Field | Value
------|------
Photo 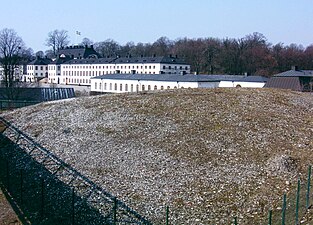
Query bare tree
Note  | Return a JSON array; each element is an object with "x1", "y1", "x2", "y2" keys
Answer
[
  {"x1": 35, "y1": 51, "x2": 44, "y2": 58},
  {"x1": 94, "y1": 39, "x2": 121, "y2": 57},
  {"x1": 45, "y1": 49, "x2": 55, "y2": 59},
  {"x1": 0, "y1": 28, "x2": 25, "y2": 87},
  {"x1": 81, "y1": 37, "x2": 93, "y2": 46},
  {"x1": 46, "y1": 29, "x2": 70, "y2": 56}
]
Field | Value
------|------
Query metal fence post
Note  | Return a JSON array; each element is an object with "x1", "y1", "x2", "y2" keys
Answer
[
  {"x1": 6, "y1": 160, "x2": 9, "y2": 191},
  {"x1": 306, "y1": 165, "x2": 311, "y2": 209},
  {"x1": 282, "y1": 193, "x2": 286, "y2": 225},
  {"x1": 40, "y1": 178, "x2": 45, "y2": 219},
  {"x1": 20, "y1": 169, "x2": 23, "y2": 205},
  {"x1": 113, "y1": 197, "x2": 117, "y2": 225},
  {"x1": 268, "y1": 209, "x2": 272, "y2": 225},
  {"x1": 72, "y1": 187, "x2": 75, "y2": 225},
  {"x1": 295, "y1": 177, "x2": 300, "y2": 225},
  {"x1": 166, "y1": 206, "x2": 169, "y2": 225},
  {"x1": 234, "y1": 216, "x2": 238, "y2": 225}
]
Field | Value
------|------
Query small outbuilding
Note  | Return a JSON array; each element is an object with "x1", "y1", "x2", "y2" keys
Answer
[
  {"x1": 265, "y1": 67, "x2": 313, "y2": 92},
  {"x1": 90, "y1": 73, "x2": 268, "y2": 94}
]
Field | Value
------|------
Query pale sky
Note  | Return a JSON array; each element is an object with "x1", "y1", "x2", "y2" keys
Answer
[{"x1": 2, "y1": 0, "x2": 313, "y2": 52}]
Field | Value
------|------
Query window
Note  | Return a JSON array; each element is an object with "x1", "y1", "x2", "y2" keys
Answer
[
  {"x1": 154, "y1": 85, "x2": 157, "y2": 90},
  {"x1": 125, "y1": 84, "x2": 128, "y2": 91},
  {"x1": 99, "y1": 83, "x2": 102, "y2": 90},
  {"x1": 131, "y1": 84, "x2": 134, "y2": 92},
  {"x1": 163, "y1": 66, "x2": 166, "y2": 69},
  {"x1": 161, "y1": 86, "x2": 164, "y2": 90},
  {"x1": 120, "y1": 84, "x2": 122, "y2": 91},
  {"x1": 95, "y1": 82, "x2": 97, "y2": 89},
  {"x1": 104, "y1": 83, "x2": 107, "y2": 90},
  {"x1": 136, "y1": 84, "x2": 139, "y2": 92},
  {"x1": 35, "y1": 66, "x2": 38, "y2": 70},
  {"x1": 148, "y1": 85, "x2": 151, "y2": 90},
  {"x1": 142, "y1": 85, "x2": 145, "y2": 91},
  {"x1": 167, "y1": 86, "x2": 170, "y2": 89},
  {"x1": 114, "y1": 83, "x2": 117, "y2": 90},
  {"x1": 110, "y1": 83, "x2": 112, "y2": 90}
]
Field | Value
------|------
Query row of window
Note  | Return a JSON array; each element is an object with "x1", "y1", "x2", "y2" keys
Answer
[
  {"x1": 94, "y1": 82, "x2": 183, "y2": 92},
  {"x1": 62, "y1": 64, "x2": 189, "y2": 70},
  {"x1": 63, "y1": 78, "x2": 92, "y2": 84},
  {"x1": 27, "y1": 66, "x2": 48, "y2": 71},
  {"x1": 48, "y1": 66, "x2": 61, "y2": 70},
  {"x1": 27, "y1": 72, "x2": 47, "y2": 76}
]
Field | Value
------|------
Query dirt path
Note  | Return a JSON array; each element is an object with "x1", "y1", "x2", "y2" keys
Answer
[{"x1": 0, "y1": 188, "x2": 21, "y2": 225}]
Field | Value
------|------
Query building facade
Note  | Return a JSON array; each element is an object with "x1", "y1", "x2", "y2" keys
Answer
[
  {"x1": 24, "y1": 57, "x2": 51, "y2": 82},
  {"x1": 90, "y1": 74, "x2": 268, "y2": 94},
  {"x1": 265, "y1": 67, "x2": 313, "y2": 92},
  {"x1": 54, "y1": 55, "x2": 190, "y2": 85}
]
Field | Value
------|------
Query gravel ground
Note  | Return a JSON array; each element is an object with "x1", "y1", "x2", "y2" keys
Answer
[
  {"x1": 1, "y1": 88, "x2": 313, "y2": 224},
  {"x1": 0, "y1": 188, "x2": 21, "y2": 225}
]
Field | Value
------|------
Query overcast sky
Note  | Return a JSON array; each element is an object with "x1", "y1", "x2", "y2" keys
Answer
[{"x1": 2, "y1": 0, "x2": 313, "y2": 52}]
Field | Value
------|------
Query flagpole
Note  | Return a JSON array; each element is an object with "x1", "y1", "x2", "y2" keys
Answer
[{"x1": 75, "y1": 31, "x2": 81, "y2": 46}]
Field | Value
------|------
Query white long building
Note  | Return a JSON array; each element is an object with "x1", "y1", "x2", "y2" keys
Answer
[
  {"x1": 24, "y1": 45, "x2": 191, "y2": 85},
  {"x1": 54, "y1": 55, "x2": 190, "y2": 85},
  {"x1": 90, "y1": 73, "x2": 268, "y2": 93}
]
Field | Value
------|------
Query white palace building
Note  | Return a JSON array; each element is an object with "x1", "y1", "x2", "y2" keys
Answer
[
  {"x1": 25, "y1": 45, "x2": 191, "y2": 85},
  {"x1": 56, "y1": 55, "x2": 190, "y2": 86},
  {"x1": 25, "y1": 45, "x2": 268, "y2": 92}
]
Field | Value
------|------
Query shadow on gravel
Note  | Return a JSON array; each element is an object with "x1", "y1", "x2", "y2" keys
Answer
[{"x1": 0, "y1": 135, "x2": 112, "y2": 225}]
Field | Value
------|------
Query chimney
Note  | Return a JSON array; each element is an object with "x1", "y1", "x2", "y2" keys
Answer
[{"x1": 291, "y1": 66, "x2": 299, "y2": 71}]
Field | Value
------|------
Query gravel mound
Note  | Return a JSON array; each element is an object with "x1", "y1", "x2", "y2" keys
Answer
[{"x1": 1, "y1": 88, "x2": 313, "y2": 224}]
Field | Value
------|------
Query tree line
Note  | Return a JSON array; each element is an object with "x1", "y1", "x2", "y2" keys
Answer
[
  {"x1": 1, "y1": 28, "x2": 313, "y2": 87},
  {"x1": 88, "y1": 33, "x2": 313, "y2": 77}
]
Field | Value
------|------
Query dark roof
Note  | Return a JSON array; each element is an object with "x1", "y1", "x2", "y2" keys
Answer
[
  {"x1": 274, "y1": 69, "x2": 313, "y2": 77},
  {"x1": 264, "y1": 77, "x2": 301, "y2": 91},
  {"x1": 64, "y1": 55, "x2": 189, "y2": 65},
  {"x1": 91, "y1": 74, "x2": 268, "y2": 83},
  {"x1": 28, "y1": 57, "x2": 51, "y2": 65},
  {"x1": 66, "y1": 57, "x2": 117, "y2": 65},
  {"x1": 49, "y1": 56, "x2": 72, "y2": 65},
  {"x1": 57, "y1": 45, "x2": 100, "y2": 59}
]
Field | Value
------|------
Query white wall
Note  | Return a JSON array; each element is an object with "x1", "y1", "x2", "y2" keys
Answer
[
  {"x1": 90, "y1": 79, "x2": 199, "y2": 93},
  {"x1": 55, "y1": 61, "x2": 191, "y2": 86},
  {"x1": 219, "y1": 81, "x2": 266, "y2": 88}
]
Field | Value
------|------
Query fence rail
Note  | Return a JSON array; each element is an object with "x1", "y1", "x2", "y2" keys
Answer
[{"x1": 0, "y1": 116, "x2": 152, "y2": 224}]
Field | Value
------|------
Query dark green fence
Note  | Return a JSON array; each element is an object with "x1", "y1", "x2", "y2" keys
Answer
[{"x1": 0, "y1": 100, "x2": 40, "y2": 110}]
